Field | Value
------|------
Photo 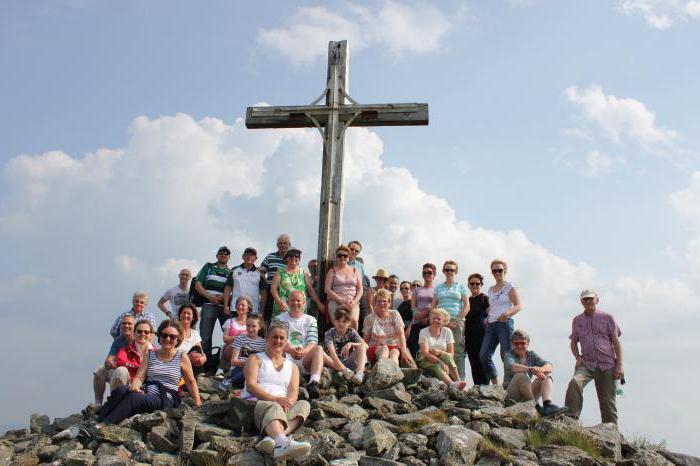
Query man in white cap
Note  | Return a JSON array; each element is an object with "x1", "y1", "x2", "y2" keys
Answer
[{"x1": 564, "y1": 289, "x2": 624, "y2": 424}]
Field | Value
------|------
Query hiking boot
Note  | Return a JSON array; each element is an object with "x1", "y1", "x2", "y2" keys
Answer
[
  {"x1": 273, "y1": 439, "x2": 312, "y2": 460},
  {"x1": 306, "y1": 381, "x2": 320, "y2": 400},
  {"x1": 256, "y1": 436, "x2": 275, "y2": 455},
  {"x1": 535, "y1": 403, "x2": 543, "y2": 415},
  {"x1": 542, "y1": 403, "x2": 567, "y2": 418}
]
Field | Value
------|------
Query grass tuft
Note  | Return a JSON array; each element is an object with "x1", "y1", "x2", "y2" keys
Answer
[
  {"x1": 525, "y1": 424, "x2": 603, "y2": 460},
  {"x1": 478, "y1": 437, "x2": 512, "y2": 462},
  {"x1": 630, "y1": 434, "x2": 667, "y2": 451}
]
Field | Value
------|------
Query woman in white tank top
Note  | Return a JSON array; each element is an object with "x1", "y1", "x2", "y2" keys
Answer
[
  {"x1": 242, "y1": 320, "x2": 312, "y2": 461},
  {"x1": 479, "y1": 259, "x2": 522, "y2": 385}
]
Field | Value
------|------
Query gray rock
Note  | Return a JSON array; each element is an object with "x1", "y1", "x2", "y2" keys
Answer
[
  {"x1": 149, "y1": 425, "x2": 177, "y2": 453},
  {"x1": 581, "y1": 423, "x2": 622, "y2": 460},
  {"x1": 472, "y1": 405, "x2": 506, "y2": 420},
  {"x1": 52, "y1": 440, "x2": 85, "y2": 462},
  {"x1": 178, "y1": 417, "x2": 197, "y2": 458},
  {"x1": 339, "y1": 394, "x2": 363, "y2": 405},
  {"x1": 54, "y1": 413, "x2": 83, "y2": 431},
  {"x1": 195, "y1": 423, "x2": 233, "y2": 443},
  {"x1": 190, "y1": 449, "x2": 223, "y2": 466},
  {"x1": 419, "y1": 377, "x2": 445, "y2": 392},
  {"x1": 208, "y1": 435, "x2": 254, "y2": 458},
  {"x1": 535, "y1": 445, "x2": 604, "y2": 466},
  {"x1": 419, "y1": 422, "x2": 448, "y2": 437},
  {"x1": 402, "y1": 457, "x2": 428, "y2": 466},
  {"x1": 401, "y1": 368, "x2": 423, "y2": 387},
  {"x1": 94, "y1": 444, "x2": 131, "y2": 462},
  {"x1": 365, "y1": 358, "x2": 404, "y2": 392},
  {"x1": 124, "y1": 439, "x2": 153, "y2": 463},
  {"x1": 95, "y1": 456, "x2": 129, "y2": 466},
  {"x1": 36, "y1": 444, "x2": 59, "y2": 462},
  {"x1": 196, "y1": 375, "x2": 223, "y2": 393},
  {"x1": 413, "y1": 390, "x2": 448, "y2": 409},
  {"x1": 503, "y1": 400, "x2": 539, "y2": 421},
  {"x1": 313, "y1": 418, "x2": 349, "y2": 430},
  {"x1": 398, "y1": 433, "x2": 428, "y2": 449},
  {"x1": 29, "y1": 414, "x2": 51, "y2": 435},
  {"x1": 490, "y1": 426, "x2": 526, "y2": 450},
  {"x1": 358, "y1": 457, "x2": 405, "y2": 466},
  {"x1": 368, "y1": 384, "x2": 412, "y2": 404},
  {"x1": 226, "y1": 450, "x2": 268, "y2": 465},
  {"x1": 330, "y1": 459, "x2": 359, "y2": 466},
  {"x1": 385, "y1": 406, "x2": 442, "y2": 427},
  {"x1": 435, "y1": 426, "x2": 481, "y2": 466},
  {"x1": 94, "y1": 425, "x2": 142, "y2": 444},
  {"x1": 52, "y1": 424, "x2": 81, "y2": 442},
  {"x1": 131, "y1": 411, "x2": 167, "y2": 432},
  {"x1": 151, "y1": 452, "x2": 180, "y2": 466},
  {"x1": 315, "y1": 400, "x2": 369, "y2": 421},
  {"x1": 478, "y1": 385, "x2": 506, "y2": 401},
  {"x1": 475, "y1": 458, "x2": 500, "y2": 466},
  {"x1": 65, "y1": 449, "x2": 96, "y2": 466},
  {"x1": 659, "y1": 450, "x2": 700, "y2": 466},
  {"x1": 448, "y1": 416, "x2": 465, "y2": 426},
  {"x1": 362, "y1": 421, "x2": 398, "y2": 456},
  {"x1": 466, "y1": 420, "x2": 490, "y2": 436},
  {"x1": 363, "y1": 397, "x2": 397, "y2": 412},
  {"x1": 619, "y1": 449, "x2": 674, "y2": 466}
]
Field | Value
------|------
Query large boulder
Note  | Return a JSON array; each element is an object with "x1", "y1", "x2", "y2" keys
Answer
[
  {"x1": 489, "y1": 427, "x2": 526, "y2": 450},
  {"x1": 659, "y1": 450, "x2": 700, "y2": 466},
  {"x1": 619, "y1": 449, "x2": 674, "y2": 466},
  {"x1": 582, "y1": 423, "x2": 623, "y2": 460},
  {"x1": 478, "y1": 385, "x2": 506, "y2": 402},
  {"x1": 535, "y1": 445, "x2": 604, "y2": 466},
  {"x1": 435, "y1": 426, "x2": 482, "y2": 465},
  {"x1": 365, "y1": 358, "x2": 404, "y2": 392},
  {"x1": 315, "y1": 400, "x2": 370, "y2": 421},
  {"x1": 362, "y1": 421, "x2": 398, "y2": 457},
  {"x1": 94, "y1": 425, "x2": 142, "y2": 445}
]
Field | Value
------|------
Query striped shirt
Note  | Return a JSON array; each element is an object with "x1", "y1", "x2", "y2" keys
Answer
[
  {"x1": 145, "y1": 350, "x2": 182, "y2": 400},
  {"x1": 232, "y1": 334, "x2": 266, "y2": 362},
  {"x1": 195, "y1": 262, "x2": 231, "y2": 296},
  {"x1": 261, "y1": 251, "x2": 285, "y2": 289},
  {"x1": 110, "y1": 309, "x2": 158, "y2": 338},
  {"x1": 274, "y1": 312, "x2": 318, "y2": 347}
]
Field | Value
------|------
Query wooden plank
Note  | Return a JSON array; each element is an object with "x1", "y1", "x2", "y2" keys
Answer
[{"x1": 245, "y1": 103, "x2": 429, "y2": 129}]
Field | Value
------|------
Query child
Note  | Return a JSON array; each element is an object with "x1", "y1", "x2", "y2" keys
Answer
[
  {"x1": 324, "y1": 308, "x2": 367, "y2": 384},
  {"x1": 219, "y1": 315, "x2": 266, "y2": 391}
]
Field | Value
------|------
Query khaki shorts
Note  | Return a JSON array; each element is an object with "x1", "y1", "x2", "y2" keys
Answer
[
  {"x1": 254, "y1": 399, "x2": 310, "y2": 432},
  {"x1": 94, "y1": 365, "x2": 130, "y2": 391},
  {"x1": 328, "y1": 300, "x2": 360, "y2": 322}
]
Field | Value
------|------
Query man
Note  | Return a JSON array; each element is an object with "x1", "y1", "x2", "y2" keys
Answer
[
  {"x1": 94, "y1": 315, "x2": 136, "y2": 407},
  {"x1": 565, "y1": 289, "x2": 624, "y2": 424},
  {"x1": 223, "y1": 247, "x2": 263, "y2": 315},
  {"x1": 194, "y1": 246, "x2": 232, "y2": 358},
  {"x1": 157, "y1": 269, "x2": 192, "y2": 319},
  {"x1": 109, "y1": 291, "x2": 157, "y2": 338},
  {"x1": 274, "y1": 290, "x2": 326, "y2": 399},
  {"x1": 347, "y1": 240, "x2": 365, "y2": 278},
  {"x1": 388, "y1": 274, "x2": 402, "y2": 309},
  {"x1": 260, "y1": 234, "x2": 291, "y2": 322}
]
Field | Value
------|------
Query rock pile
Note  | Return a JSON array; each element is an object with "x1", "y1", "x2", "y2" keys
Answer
[{"x1": 3, "y1": 359, "x2": 698, "y2": 465}]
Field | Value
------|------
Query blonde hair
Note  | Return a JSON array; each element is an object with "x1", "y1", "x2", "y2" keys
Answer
[
  {"x1": 490, "y1": 259, "x2": 508, "y2": 271},
  {"x1": 336, "y1": 244, "x2": 351, "y2": 255},
  {"x1": 429, "y1": 308, "x2": 451, "y2": 322},
  {"x1": 443, "y1": 260, "x2": 458, "y2": 273},
  {"x1": 374, "y1": 289, "x2": 392, "y2": 302}
]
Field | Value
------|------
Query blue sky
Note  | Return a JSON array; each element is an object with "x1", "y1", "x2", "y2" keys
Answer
[{"x1": 2, "y1": 0, "x2": 699, "y2": 455}]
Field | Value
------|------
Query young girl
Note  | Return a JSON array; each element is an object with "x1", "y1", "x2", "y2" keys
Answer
[
  {"x1": 221, "y1": 297, "x2": 253, "y2": 363},
  {"x1": 219, "y1": 314, "x2": 266, "y2": 390}
]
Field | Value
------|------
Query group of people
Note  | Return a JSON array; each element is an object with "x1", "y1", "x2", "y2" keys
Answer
[{"x1": 91, "y1": 234, "x2": 624, "y2": 461}]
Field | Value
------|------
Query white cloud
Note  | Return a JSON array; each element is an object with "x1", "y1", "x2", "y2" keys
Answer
[
  {"x1": 669, "y1": 171, "x2": 700, "y2": 224},
  {"x1": 2, "y1": 112, "x2": 699, "y2": 453},
  {"x1": 582, "y1": 150, "x2": 619, "y2": 176},
  {"x1": 257, "y1": 1, "x2": 452, "y2": 64},
  {"x1": 565, "y1": 85, "x2": 676, "y2": 151},
  {"x1": 618, "y1": 0, "x2": 700, "y2": 29}
]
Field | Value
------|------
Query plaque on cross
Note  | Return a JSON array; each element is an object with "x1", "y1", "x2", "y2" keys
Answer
[{"x1": 246, "y1": 40, "x2": 429, "y2": 303}]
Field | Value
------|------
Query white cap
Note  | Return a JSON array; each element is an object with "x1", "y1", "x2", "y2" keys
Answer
[{"x1": 580, "y1": 289, "x2": 598, "y2": 299}]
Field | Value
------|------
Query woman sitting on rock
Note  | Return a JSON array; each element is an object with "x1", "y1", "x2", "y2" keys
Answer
[
  {"x1": 363, "y1": 289, "x2": 415, "y2": 367},
  {"x1": 243, "y1": 320, "x2": 312, "y2": 461},
  {"x1": 417, "y1": 308, "x2": 467, "y2": 389},
  {"x1": 177, "y1": 303, "x2": 207, "y2": 375},
  {"x1": 98, "y1": 320, "x2": 201, "y2": 424},
  {"x1": 114, "y1": 319, "x2": 156, "y2": 381},
  {"x1": 503, "y1": 329, "x2": 567, "y2": 417},
  {"x1": 222, "y1": 296, "x2": 252, "y2": 363}
]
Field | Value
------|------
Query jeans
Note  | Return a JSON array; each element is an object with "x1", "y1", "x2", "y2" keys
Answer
[
  {"x1": 479, "y1": 318, "x2": 514, "y2": 381},
  {"x1": 99, "y1": 384, "x2": 176, "y2": 424},
  {"x1": 200, "y1": 303, "x2": 226, "y2": 357},
  {"x1": 229, "y1": 366, "x2": 245, "y2": 388}
]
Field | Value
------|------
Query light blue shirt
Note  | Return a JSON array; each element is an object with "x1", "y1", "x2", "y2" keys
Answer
[{"x1": 435, "y1": 282, "x2": 468, "y2": 319}]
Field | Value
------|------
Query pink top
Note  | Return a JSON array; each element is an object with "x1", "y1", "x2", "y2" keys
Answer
[
  {"x1": 414, "y1": 286, "x2": 434, "y2": 311},
  {"x1": 569, "y1": 310, "x2": 621, "y2": 371},
  {"x1": 330, "y1": 267, "x2": 359, "y2": 302}
]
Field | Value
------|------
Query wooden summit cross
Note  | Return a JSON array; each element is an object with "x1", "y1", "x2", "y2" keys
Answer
[{"x1": 245, "y1": 40, "x2": 429, "y2": 299}]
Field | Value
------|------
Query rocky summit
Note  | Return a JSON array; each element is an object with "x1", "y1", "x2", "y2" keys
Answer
[{"x1": 2, "y1": 362, "x2": 698, "y2": 465}]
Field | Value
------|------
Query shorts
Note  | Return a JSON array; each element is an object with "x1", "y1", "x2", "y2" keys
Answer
[
  {"x1": 328, "y1": 300, "x2": 360, "y2": 322},
  {"x1": 367, "y1": 345, "x2": 400, "y2": 364},
  {"x1": 254, "y1": 399, "x2": 310, "y2": 432},
  {"x1": 339, "y1": 355, "x2": 357, "y2": 370}
]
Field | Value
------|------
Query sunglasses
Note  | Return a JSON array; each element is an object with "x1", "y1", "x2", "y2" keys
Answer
[
  {"x1": 468, "y1": 282, "x2": 482, "y2": 286},
  {"x1": 337, "y1": 253, "x2": 349, "y2": 258},
  {"x1": 136, "y1": 329, "x2": 151, "y2": 335},
  {"x1": 422, "y1": 271, "x2": 433, "y2": 276},
  {"x1": 492, "y1": 269, "x2": 505, "y2": 273},
  {"x1": 160, "y1": 333, "x2": 179, "y2": 341},
  {"x1": 512, "y1": 341, "x2": 528, "y2": 346},
  {"x1": 443, "y1": 268, "x2": 457, "y2": 273}
]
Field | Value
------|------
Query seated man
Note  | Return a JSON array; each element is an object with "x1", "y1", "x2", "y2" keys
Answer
[
  {"x1": 93, "y1": 314, "x2": 135, "y2": 407},
  {"x1": 324, "y1": 308, "x2": 367, "y2": 385},
  {"x1": 273, "y1": 290, "x2": 325, "y2": 399},
  {"x1": 109, "y1": 291, "x2": 157, "y2": 338},
  {"x1": 503, "y1": 329, "x2": 566, "y2": 417}
]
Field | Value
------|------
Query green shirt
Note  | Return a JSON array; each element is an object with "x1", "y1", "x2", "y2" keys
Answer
[{"x1": 195, "y1": 262, "x2": 231, "y2": 297}]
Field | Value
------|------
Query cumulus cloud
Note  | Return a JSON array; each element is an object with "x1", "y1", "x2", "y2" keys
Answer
[
  {"x1": 565, "y1": 85, "x2": 676, "y2": 152},
  {"x1": 2, "y1": 112, "x2": 699, "y2": 452},
  {"x1": 618, "y1": 0, "x2": 700, "y2": 29},
  {"x1": 581, "y1": 150, "x2": 620, "y2": 177},
  {"x1": 257, "y1": 1, "x2": 452, "y2": 64},
  {"x1": 669, "y1": 171, "x2": 700, "y2": 275}
]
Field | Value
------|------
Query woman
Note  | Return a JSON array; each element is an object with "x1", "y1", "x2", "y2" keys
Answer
[
  {"x1": 271, "y1": 248, "x2": 325, "y2": 319},
  {"x1": 396, "y1": 281, "x2": 413, "y2": 329},
  {"x1": 177, "y1": 304, "x2": 207, "y2": 374},
  {"x1": 363, "y1": 289, "x2": 415, "y2": 367},
  {"x1": 465, "y1": 273, "x2": 489, "y2": 385},
  {"x1": 418, "y1": 308, "x2": 467, "y2": 389},
  {"x1": 432, "y1": 260, "x2": 470, "y2": 381},
  {"x1": 98, "y1": 320, "x2": 201, "y2": 424},
  {"x1": 503, "y1": 330, "x2": 566, "y2": 417},
  {"x1": 222, "y1": 296, "x2": 252, "y2": 362},
  {"x1": 367, "y1": 269, "x2": 390, "y2": 313},
  {"x1": 480, "y1": 259, "x2": 522, "y2": 385},
  {"x1": 243, "y1": 320, "x2": 312, "y2": 461},
  {"x1": 406, "y1": 263, "x2": 436, "y2": 357},
  {"x1": 115, "y1": 319, "x2": 156, "y2": 381},
  {"x1": 324, "y1": 244, "x2": 363, "y2": 331}
]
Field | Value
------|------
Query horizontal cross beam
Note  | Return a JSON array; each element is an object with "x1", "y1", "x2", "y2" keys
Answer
[{"x1": 245, "y1": 103, "x2": 429, "y2": 129}]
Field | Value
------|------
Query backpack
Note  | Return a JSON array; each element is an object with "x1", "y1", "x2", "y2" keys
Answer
[{"x1": 189, "y1": 274, "x2": 207, "y2": 307}]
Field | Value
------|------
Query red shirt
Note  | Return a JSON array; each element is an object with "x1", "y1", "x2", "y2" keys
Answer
[{"x1": 115, "y1": 342, "x2": 143, "y2": 379}]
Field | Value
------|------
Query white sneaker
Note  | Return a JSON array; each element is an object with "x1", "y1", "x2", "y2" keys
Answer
[
  {"x1": 273, "y1": 439, "x2": 312, "y2": 460},
  {"x1": 352, "y1": 371, "x2": 365, "y2": 385},
  {"x1": 256, "y1": 436, "x2": 275, "y2": 455}
]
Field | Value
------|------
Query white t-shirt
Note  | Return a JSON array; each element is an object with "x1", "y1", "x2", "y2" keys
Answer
[
  {"x1": 418, "y1": 326, "x2": 455, "y2": 352},
  {"x1": 487, "y1": 282, "x2": 516, "y2": 323},
  {"x1": 179, "y1": 328, "x2": 202, "y2": 353},
  {"x1": 222, "y1": 318, "x2": 247, "y2": 340},
  {"x1": 392, "y1": 292, "x2": 404, "y2": 310},
  {"x1": 161, "y1": 285, "x2": 190, "y2": 316},
  {"x1": 227, "y1": 265, "x2": 262, "y2": 314},
  {"x1": 274, "y1": 312, "x2": 318, "y2": 348}
]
